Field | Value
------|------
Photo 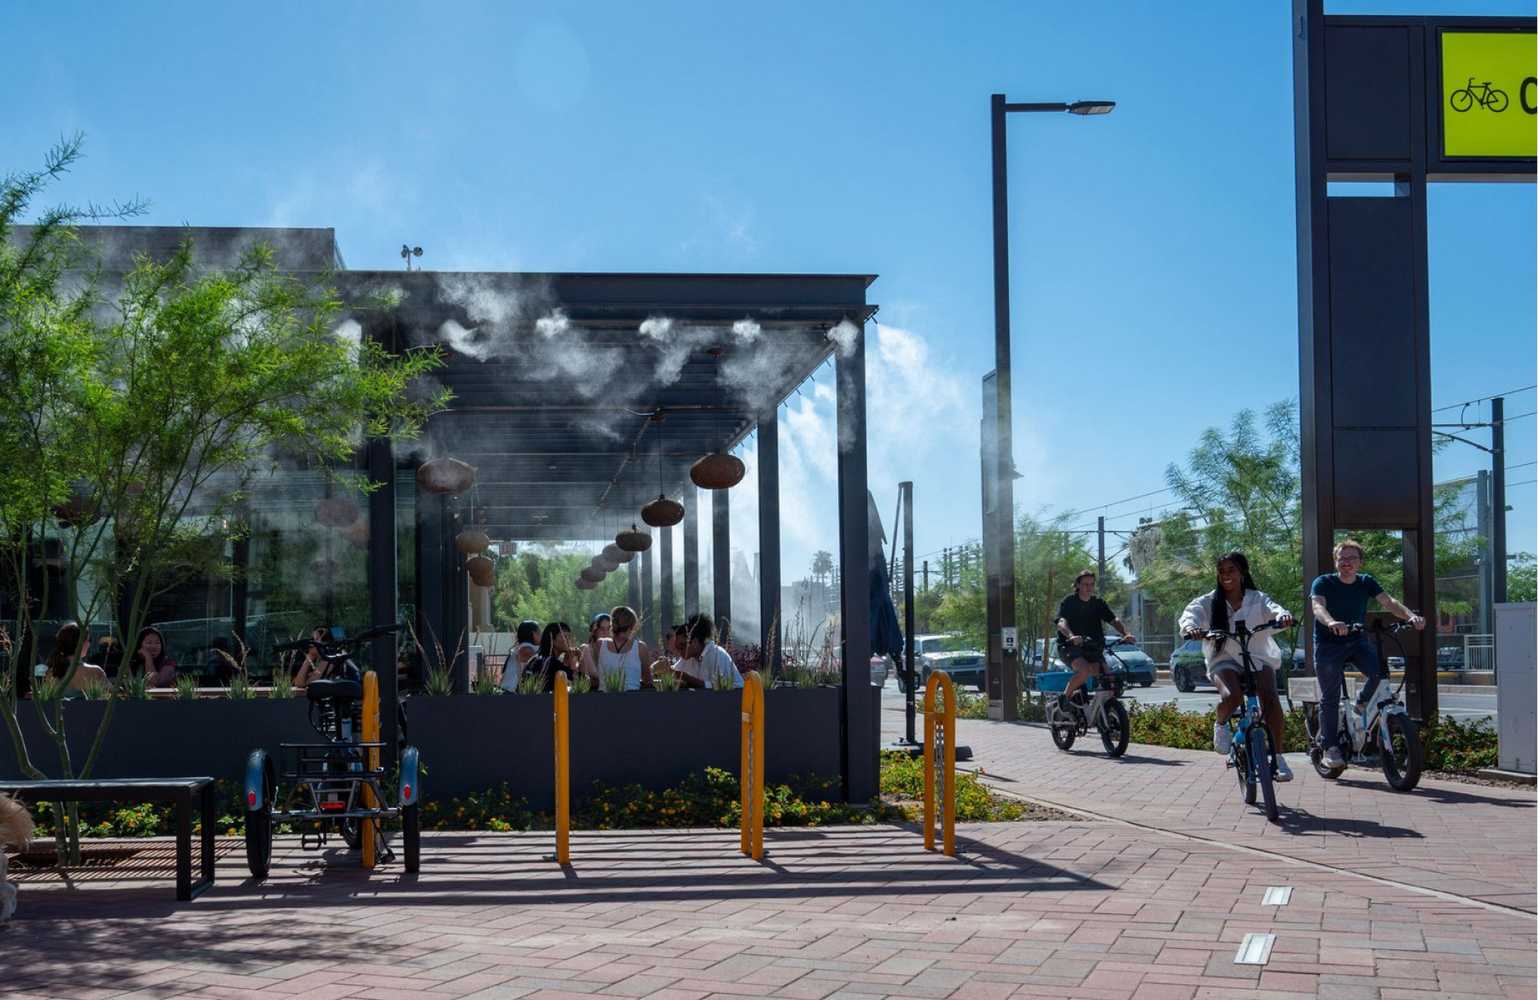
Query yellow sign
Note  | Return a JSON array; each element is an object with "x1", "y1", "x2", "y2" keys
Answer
[{"x1": 1441, "y1": 31, "x2": 1536, "y2": 158}]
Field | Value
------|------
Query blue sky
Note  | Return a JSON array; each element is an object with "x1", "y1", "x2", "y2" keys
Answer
[{"x1": 4, "y1": 0, "x2": 1533, "y2": 594}]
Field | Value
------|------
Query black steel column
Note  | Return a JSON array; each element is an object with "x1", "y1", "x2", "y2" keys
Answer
[
  {"x1": 660, "y1": 525, "x2": 675, "y2": 635},
  {"x1": 231, "y1": 528, "x2": 250, "y2": 650},
  {"x1": 1492, "y1": 396, "x2": 1507, "y2": 604},
  {"x1": 758, "y1": 410, "x2": 782, "y2": 675},
  {"x1": 441, "y1": 494, "x2": 469, "y2": 695},
  {"x1": 683, "y1": 489, "x2": 700, "y2": 617},
  {"x1": 712, "y1": 488, "x2": 730, "y2": 632},
  {"x1": 640, "y1": 546, "x2": 655, "y2": 647},
  {"x1": 415, "y1": 474, "x2": 442, "y2": 683},
  {"x1": 988, "y1": 94, "x2": 1021, "y2": 724},
  {"x1": 367, "y1": 438, "x2": 398, "y2": 769},
  {"x1": 835, "y1": 322, "x2": 875, "y2": 802},
  {"x1": 901, "y1": 480, "x2": 917, "y2": 745}
]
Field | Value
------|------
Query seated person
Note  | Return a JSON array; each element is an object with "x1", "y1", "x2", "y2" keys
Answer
[
  {"x1": 206, "y1": 636, "x2": 236, "y2": 685},
  {"x1": 131, "y1": 626, "x2": 179, "y2": 687},
  {"x1": 523, "y1": 622, "x2": 586, "y2": 691},
  {"x1": 648, "y1": 623, "x2": 688, "y2": 681},
  {"x1": 294, "y1": 626, "x2": 356, "y2": 688},
  {"x1": 499, "y1": 620, "x2": 541, "y2": 691},
  {"x1": 93, "y1": 635, "x2": 124, "y2": 678},
  {"x1": 590, "y1": 605, "x2": 656, "y2": 691},
  {"x1": 35, "y1": 622, "x2": 108, "y2": 695},
  {"x1": 672, "y1": 614, "x2": 743, "y2": 690}
]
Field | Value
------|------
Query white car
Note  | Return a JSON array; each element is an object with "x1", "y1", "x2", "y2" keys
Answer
[{"x1": 900, "y1": 634, "x2": 986, "y2": 692}]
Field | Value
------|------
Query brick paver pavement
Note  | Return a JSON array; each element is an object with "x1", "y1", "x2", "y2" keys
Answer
[
  {"x1": 3, "y1": 822, "x2": 1535, "y2": 1000},
  {"x1": 1, "y1": 712, "x2": 1532, "y2": 999},
  {"x1": 882, "y1": 706, "x2": 1538, "y2": 915}
]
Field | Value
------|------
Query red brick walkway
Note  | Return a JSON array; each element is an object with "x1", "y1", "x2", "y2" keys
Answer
[
  {"x1": 883, "y1": 710, "x2": 1537, "y2": 915},
  {"x1": 0, "y1": 712, "x2": 1532, "y2": 999}
]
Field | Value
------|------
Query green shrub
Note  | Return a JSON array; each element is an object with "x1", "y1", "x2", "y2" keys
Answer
[
  {"x1": 878, "y1": 751, "x2": 1027, "y2": 821},
  {"x1": 1423, "y1": 716, "x2": 1498, "y2": 772}
]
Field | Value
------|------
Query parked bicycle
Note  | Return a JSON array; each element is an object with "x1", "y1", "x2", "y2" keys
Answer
[
  {"x1": 1202, "y1": 620, "x2": 1288, "y2": 823},
  {"x1": 1046, "y1": 636, "x2": 1131, "y2": 758},
  {"x1": 1449, "y1": 77, "x2": 1509, "y2": 112},
  {"x1": 1297, "y1": 620, "x2": 1423, "y2": 791}
]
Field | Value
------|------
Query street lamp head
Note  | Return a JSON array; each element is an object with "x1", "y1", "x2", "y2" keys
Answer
[{"x1": 1067, "y1": 100, "x2": 1116, "y2": 116}]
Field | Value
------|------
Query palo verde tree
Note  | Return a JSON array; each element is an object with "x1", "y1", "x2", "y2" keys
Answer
[{"x1": 0, "y1": 138, "x2": 447, "y2": 862}]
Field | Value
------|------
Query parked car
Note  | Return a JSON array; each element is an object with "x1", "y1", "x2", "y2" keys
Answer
[
  {"x1": 869, "y1": 654, "x2": 892, "y2": 688},
  {"x1": 899, "y1": 634, "x2": 986, "y2": 692},
  {"x1": 1170, "y1": 638, "x2": 1301, "y2": 692},
  {"x1": 1032, "y1": 635, "x2": 1156, "y2": 689}
]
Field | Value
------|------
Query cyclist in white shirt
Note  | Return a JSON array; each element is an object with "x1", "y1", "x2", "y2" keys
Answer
[
  {"x1": 1178, "y1": 550, "x2": 1296, "y2": 782},
  {"x1": 674, "y1": 614, "x2": 743, "y2": 690}
]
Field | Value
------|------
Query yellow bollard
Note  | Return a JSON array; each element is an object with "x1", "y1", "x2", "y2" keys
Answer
[
  {"x1": 554, "y1": 669, "x2": 570, "y2": 864},
  {"x1": 362, "y1": 671, "x2": 379, "y2": 869},
  {"x1": 739, "y1": 670, "x2": 765, "y2": 859},
  {"x1": 923, "y1": 672, "x2": 956, "y2": 856}
]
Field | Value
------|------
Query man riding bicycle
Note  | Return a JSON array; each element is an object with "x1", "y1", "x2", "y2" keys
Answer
[
  {"x1": 1178, "y1": 551, "x2": 1296, "y2": 781},
  {"x1": 1055, "y1": 571, "x2": 1135, "y2": 714},
  {"x1": 1310, "y1": 539, "x2": 1425, "y2": 769}
]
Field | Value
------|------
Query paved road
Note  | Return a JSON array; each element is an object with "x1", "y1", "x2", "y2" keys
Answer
[{"x1": 878, "y1": 677, "x2": 1499, "y2": 723}]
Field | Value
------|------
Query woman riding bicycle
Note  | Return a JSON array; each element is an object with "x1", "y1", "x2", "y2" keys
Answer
[{"x1": 1178, "y1": 551, "x2": 1296, "y2": 782}]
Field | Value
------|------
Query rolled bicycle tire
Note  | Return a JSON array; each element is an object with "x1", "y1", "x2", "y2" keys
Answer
[
  {"x1": 1381, "y1": 714, "x2": 1423, "y2": 792},
  {"x1": 402, "y1": 802, "x2": 421, "y2": 873},
  {"x1": 1237, "y1": 735, "x2": 1255, "y2": 804},
  {"x1": 1250, "y1": 726, "x2": 1278, "y2": 822},
  {"x1": 245, "y1": 804, "x2": 273, "y2": 879},
  {"x1": 1100, "y1": 700, "x2": 1130, "y2": 758}
]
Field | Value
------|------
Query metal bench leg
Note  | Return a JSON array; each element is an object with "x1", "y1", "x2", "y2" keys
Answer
[
  {"x1": 175, "y1": 794, "x2": 194, "y2": 901},
  {"x1": 199, "y1": 783, "x2": 217, "y2": 894}
]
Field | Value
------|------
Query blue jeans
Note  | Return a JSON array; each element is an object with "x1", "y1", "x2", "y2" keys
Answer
[{"x1": 1314, "y1": 633, "x2": 1383, "y2": 747}]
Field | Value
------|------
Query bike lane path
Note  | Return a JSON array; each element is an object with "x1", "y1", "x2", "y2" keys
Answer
[{"x1": 883, "y1": 708, "x2": 1537, "y2": 915}]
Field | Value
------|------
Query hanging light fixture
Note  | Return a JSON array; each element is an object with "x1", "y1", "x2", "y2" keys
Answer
[
  {"x1": 575, "y1": 576, "x2": 598, "y2": 590},
  {"x1": 579, "y1": 565, "x2": 606, "y2": 584},
  {"x1": 417, "y1": 457, "x2": 476, "y2": 495},
  {"x1": 690, "y1": 451, "x2": 745, "y2": 490},
  {"x1": 640, "y1": 411, "x2": 684, "y2": 527},
  {"x1": 616, "y1": 523, "x2": 651, "y2": 552},
  {"x1": 466, "y1": 554, "x2": 495, "y2": 586}
]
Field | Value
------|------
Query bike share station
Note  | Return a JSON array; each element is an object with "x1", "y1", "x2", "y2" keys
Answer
[{"x1": 1291, "y1": 1, "x2": 1534, "y2": 782}]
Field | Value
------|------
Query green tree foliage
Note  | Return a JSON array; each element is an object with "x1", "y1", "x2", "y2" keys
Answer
[
  {"x1": 491, "y1": 550, "x2": 634, "y2": 633},
  {"x1": 927, "y1": 511, "x2": 1109, "y2": 652},
  {"x1": 1509, "y1": 552, "x2": 1536, "y2": 604},
  {"x1": 1138, "y1": 400, "x2": 1480, "y2": 628},
  {"x1": 0, "y1": 138, "x2": 445, "y2": 861}
]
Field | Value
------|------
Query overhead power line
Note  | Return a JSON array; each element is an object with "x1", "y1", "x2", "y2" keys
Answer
[{"x1": 1431, "y1": 385, "x2": 1536, "y2": 414}]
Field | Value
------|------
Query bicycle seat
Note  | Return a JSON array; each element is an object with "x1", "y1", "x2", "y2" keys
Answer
[{"x1": 306, "y1": 678, "x2": 363, "y2": 702}]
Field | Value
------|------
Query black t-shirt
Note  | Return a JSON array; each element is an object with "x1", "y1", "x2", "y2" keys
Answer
[{"x1": 1056, "y1": 594, "x2": 1116, "y2": 648}]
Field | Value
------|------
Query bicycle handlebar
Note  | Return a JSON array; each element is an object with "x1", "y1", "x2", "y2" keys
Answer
[{"x1": 1197, "y1": 619, "x2": 1290, "y2": 641}]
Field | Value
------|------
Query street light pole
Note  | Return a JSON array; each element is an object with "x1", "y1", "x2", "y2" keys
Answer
[{"x1": 988, "y1": 92, "x2": 1115, "y2": 723}]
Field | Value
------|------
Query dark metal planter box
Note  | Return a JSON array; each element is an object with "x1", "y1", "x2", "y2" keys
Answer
[
  {"x1": 405, "y1": 686, "x2": 842, "y2": 806},
  {"x1": 0, "y1": 687, "x2": 844, "y2": 810},
  {"x1": 0, "y1": 699, "x2": 316, "y2": 784}
]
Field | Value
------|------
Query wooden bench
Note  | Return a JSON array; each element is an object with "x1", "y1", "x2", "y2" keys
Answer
[{"x1": 1, "y1": 777, "x2": 217, "y2": 901}]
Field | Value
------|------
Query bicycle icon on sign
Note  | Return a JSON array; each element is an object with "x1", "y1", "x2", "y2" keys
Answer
[{"x1": 1450, "y1": 77, "x2": 1509, "y2": 113}]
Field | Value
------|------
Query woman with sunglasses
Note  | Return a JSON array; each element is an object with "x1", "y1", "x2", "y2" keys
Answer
[
  {"x1": 522, "y1": 622, "x2": 588, "y2": 692},
  {"x1": 592, "y1": 606, "x2": 657, "y2": 691}
]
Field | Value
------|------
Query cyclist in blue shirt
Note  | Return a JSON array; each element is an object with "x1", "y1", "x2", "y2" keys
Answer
[{"x1": 1310, "y1": 539, "x2": 1425, "y2": 768}]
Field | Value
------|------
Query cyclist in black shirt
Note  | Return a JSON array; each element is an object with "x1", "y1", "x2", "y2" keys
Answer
[{"x1": 1055, "y1": 570, "x2": 1135, "y2": 713}]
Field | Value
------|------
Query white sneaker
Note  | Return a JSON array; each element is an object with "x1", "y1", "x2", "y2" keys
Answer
[
  {"x1": 1213, "y1": 720, "x2": 1232, "y2": 754},
  {"x1": 1322, "y1": 747, "x2": 1346, "y2": 769},
  {"x1": 1273, "y1": 755, "x2": 1294, "y2": 782}
]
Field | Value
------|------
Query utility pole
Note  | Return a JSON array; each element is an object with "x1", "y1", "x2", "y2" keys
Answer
[
  {"x1": 1493, "y1": 396, "x2": 1507, "y2": 604},
  {"x1": 922, "y1": 559, "x2": 929, "y2": 592},
  {"x1": 1477, "y1": 469, "x2": 1492, "y2": 634},
  {"x1": 1097, "y1": 516, "x2": 1106, "y2": 585},
  {"x1": 901, "y1": 481, "x2": 917, "y2": 746}
]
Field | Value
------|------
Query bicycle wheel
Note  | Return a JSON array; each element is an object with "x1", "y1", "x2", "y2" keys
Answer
[
  {"x1": 1249, "y1": 726, "x2": 1278, "y2": 822},
  {"x1": 1451, "y1": 89, "x2": 1473, "y2": 112},
  {"x1": 1490, "y1": 89, "x2": 1509, "y2": 112},
  {"x1": 1048, "y1": 702, "x2": 1077, "y2": 750},
  {"x1": 1381, "y1": 714, "x2": 1423, "y2": 792},
  {"x1": 340, "y1": 817, "x2": 363, "y2": 850},
  {"x1": 1099, "y1": 700, "x2": 1130, "y2": 758},
  {"x1": 1237, "y1": 733, "x2": 1256, "y2": 805}
]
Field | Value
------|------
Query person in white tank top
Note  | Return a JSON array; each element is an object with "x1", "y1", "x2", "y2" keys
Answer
[{"x1": 591, "y1": 606, "x2": 656, "y2": 691}]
